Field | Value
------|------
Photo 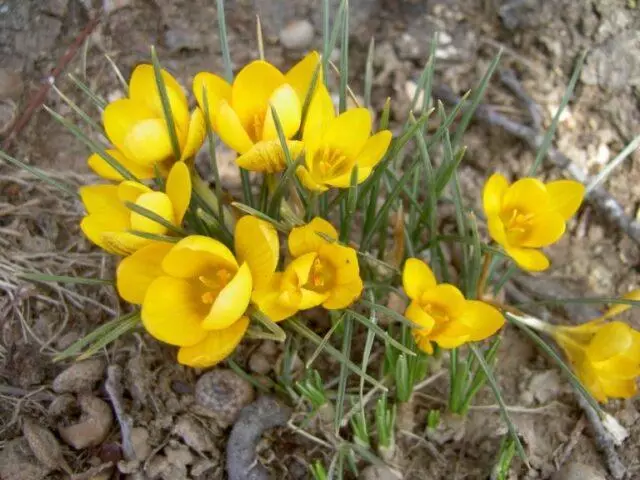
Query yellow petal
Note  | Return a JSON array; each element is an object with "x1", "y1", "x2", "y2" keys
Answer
[
  {"x1": 124, "y1": 118, "x2": 175, "y2": 166},
  {"x1": 102, "y1": 231, "x2": 150, "y2": 255},
  {"x1": 80, "y1": 184, "x2": 123, "y2": 214},
  {"x1": 253, "y1": 273, "x2": 301, "y2": 321},
  {"x1": 459, "y1": 300, "x2": 505, "y2": 341},
  {"x1": 355, "y1": 130, "x2": 392, "y2": 168},
  {"x1": 483, "y1": 173, "x2": 509, "y2": 217},
  {"x1": 262, "y1": 84, "x2": 302, "y2": 141},
  {"x1": 602, "y1": 289, "x2": 640, "y2": 319},
  {"x1": 142, "y1": 276, "x2": 208, "y2": 346},
  {"x1": 518, "y1": 211, "x2": 566, "y2": 248},
  {"x1": 103, "y1": 99, "x2": 156, "y2": 156},
  {"x1": 402, "y1": 258, "x2": 437, "y2": 300},
  {"x1": 81, "y1": 213, "x2": 130, "y2": 254},
  {"x1": 285, "y1": 51, "x2": 322, "y2": 103},
  {"x1": 405, "y1": 301, "x2": 435, "y2": 331},
  {"x1": 192, "y1": 71, "x2": 232, "y2": 124},
  {"x1": 117, "y1": 180, "x2": 151, "y2": 204},
  {"x1": 215, "y1": 100, "x2": 254, "y2": 154},
  {"x1": 180, "y1": 108, "x2": 206, "y2": 161},
  {"x1": 236, "y1": 140, "x2": 304, "y2": 173},
  {"x1": 178, "y1": 316, "x2": 249, "y2": 368},
  {"x1": 165, "y1": 161, "x2": 191, "y2": 224},
  {"x1": 296, "y1": 165, "x2": 328, "y2": 192},
  {"x1": 600, "y1": 377, "x2": 637, "y2": 400},
  {"x1": 322, "y1": 277, "x2": 363, "y2": 309},
  {"x1": 288, "y1": 217, "x2": 338, "y2": 256},
  {"x1": 231, "y1": 60, "x2": 285, "y2": 134},
  {"x1": 413, "y1": 331, "x2": 434, "y2": 355},
  {"x1": 116, "y1": 242, "x2": 173, "y2": 304},
  {"x1": 502, "y1": 178, "x2": 550, "y2": 215},
  {"x1": 129, "y1": 64, "x2": 190, "y2": 134},
  {"x1": 546, "y1": 180, "x2": 585, "y2": 220},
  {"x1": 504, "y1": 246, "x2": 549, "y2": 272},
  {"x1": 130, "y1": 192, "x2": 174, "y2": 234},
  {"x1": 586, "y1": 322, "x2": 633, "y2": 364},
  {"x1": 87, "y1": 149, "x2": 156, "y2": 181},
  {"x1": 325, "y1": 166, "x2": 373, "y2": 188},
  {"x1": 283, "y1": 251, "x2": 315, "y2": 285},
  {"x1": 323, "y1": 108, "x2": 372, "y2": 160},
  {"x1": 234, "y1": 215, "x2": 280, "y2": 290},
  {"x1": 162, "y1": 235, "x2": 238, "y2": 279},
  {"x1": 202, "y1": 262, "x2": 253, "y2": 330},
  {"x1": 487, "y1": 215, "x2": 508, "y2": 246},
  {"x1": 303, "y1": 84, "x2": 335, "y2": 153},
  {"x1": 420, "y1": 284, "x2": 467, "y2": 320},
  {"x1": 323, "y1": 244, "x2": 361, "y2": 285},
  {"x1": 431, "y1": 322, "x2": 472, "y2": 349}
]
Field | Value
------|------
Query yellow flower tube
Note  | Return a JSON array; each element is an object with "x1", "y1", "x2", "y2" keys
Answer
[
  {"x1": 80, "y1": 162, "x2": 191, "y2": 255},
  {"x1": 482, "y1": 173, "x2": 585, "y2": 271},
  {"x1": 193, "y1": 52, "x2": 322, "y2": 173},
  {"x1": 89, "y1": 65, "x2": 206, "y2": 180},
  {"x1": 402, "y1": 258, "x2": 505, "y2": 354}
]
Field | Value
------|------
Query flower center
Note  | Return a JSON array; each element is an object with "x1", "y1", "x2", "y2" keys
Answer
[
  {"x1": 314, "y1": 147, "x2": 350, "y2": 179},
  {"x1": 305, "y1": 257, "x2": 336, "y2": 293},
  {"x1": 422, "y1": 302, "x2": 450, "y2": 324},
  {"x1": 501, "y1": 208, "x2": 535, "y2": 243},
  {"x1": 248, "y1": 111, "x2": 266, "y2": 142},
  {"x1": 199, "y1": 269, "x2": 233, "y2": 305}
]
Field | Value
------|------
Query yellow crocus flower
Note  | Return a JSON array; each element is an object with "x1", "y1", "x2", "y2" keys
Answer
[
  {"x1": 402, "y1": 258, "x2": 504, "y2": 354},
  {"x1": 296, "y1": 85, "x2": 392, "y2": 192},
  {"x1": 89, "y1": 65, "x2": 206, "y2": 180},
  {"x1": 80, "y1": 162, "x2": 191, "y2": 255},
  {"x1": 193, "y1": 52, "x2": 321, "y2": 173},
  {"x1": 483, "y1": 173, "x2": 585, "y2": 271},
  {"x1": 552, "y1": 289, "x2": 640, "y2": 402},
  {"x1": 253, "y1": 217, "x2": 363, "y2": 321}
]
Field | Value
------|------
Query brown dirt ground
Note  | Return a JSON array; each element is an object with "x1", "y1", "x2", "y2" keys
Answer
[{"x1": 1, "y1": 0, "x2": 639, "y2": 479}]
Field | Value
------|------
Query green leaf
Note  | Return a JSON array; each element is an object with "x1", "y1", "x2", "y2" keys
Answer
[
  {"x1": 346, "y1": 310, "x2": 415, "y2": 357},
  {"x1": 67, "y1": 73, "x2": 107, "y2": 109},
  {"x1": 124, "y1": 201, "x2": 188, "y2": 236},
  {"x1": 363, "y1": 38, "x2": 375, "y2": 108},
  {"x1": 359, "y1": 299, "x2": 418, "y2": 329},
  {"x1": 0, "y1": 149, "x2": 76, "y2": 197},
  {"x1": 150, "y1": 46, "x2": 181, "y2": 161},
  {"x1": 334, "y1": 312, "x2": 354, "y2": 432},
  {"x1": 231, "y1": 202, "x2": 289, "y2": 232}
]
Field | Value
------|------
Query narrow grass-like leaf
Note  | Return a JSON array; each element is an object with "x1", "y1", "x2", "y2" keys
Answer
[
  {"x1": 128, "y1": 230, "x2": 180, "y2": 243},
  {"x1": 359, "y1": 299, "x2": 418, "y2": 329},
  {"x1": 434, "y1": 146, "x2": 466, "y2": 196},
  {"x1": 586, "y1": 133, "x2": 640, "y2": 194},
  {"x1": 469, "y1": 344, "x2": 528, "y2": 465},
  {"x1": 124, "y1": 201, "x2": 188, "y2": 236},
  {"x1": 347, "y1": 310, "x2": 415, "y2": 357},
  {"x1": 321, "y1": 0, "x2": 331, "y2": 84},
  {"x1": 380, "y1": 97, "x2": 391, "y2": 129},
  {"x1": 516, "y1": 297, "x2": 640, "y2": 309},
  {"x1": 231, "y1": 202, "x2": 289, "y2": 232},
  {"x1": 0, "y1": 149, "x2": 76, "y2": 197},
  {"x1": 287, "y1": 318, "x2": 388, "y2": 391},
  {"x1": 267, "y1": 105, "x2": 299, "y2": 217},
  {"x1": 460, "y1": 336, "x2": 501, "y2": 414},
  {"x1": 43, "y1": 105, "x2": 136, "y2": 182},
  {"x1": 216, "y1": 0, "x2": 233, "y2": 82},
  {"x1": 339, "y1": 167, "x2": 358, "y2": 242},
  {"x1": 105, "y1": 54, "x2": 129, "y2": 94},
  {"x1": 150, "y1": 46, "x2": 181, "y2": 161},
  {"x1": 529, "y1": 51, "x2": 586, "y2": 176},
  {"x1": 195, "y1": 208, "x2": 234, "y2": 245},
  {"x1": 250, "y1": 309, "x2": 287, "y2": 342},
  {"x1": 364, "y1": 38, "x2": 375, "y2": 108},
  {"x1": 77, "y1": 313, "x2": 141, "y2": 360},
  {"x1": 338, "y1": 0, "x2": 349, "y2": 113},
  {"x1": 334, "y1": 312, "x2": 353, "y2": 432},
  {"x1": 324, "y1": 0, "x2": 347, "y2": 82},
  {"x1": 51, "y1": 84, "x2": 102, "y2": 132},
  {"x1": 67, "y1": 73, "x2": 107, "y2": 109},
  {"x1": 227, "y1": 358, "x2": 272, "y2": 392},
  {"x1": 451, "y1": 50, "x2": 503, "y2": 151},
  {"x1": 305, "y1": 313, "x2": 345, "y2": 369},
  {"x1": 20, "y1": 272, "x2": 113, "y2": 286}
]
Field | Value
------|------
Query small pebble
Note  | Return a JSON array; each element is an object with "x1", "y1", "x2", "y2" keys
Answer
[
  {"x1": 195, "y1": 369, "x2": 255, "y2": 427},
  {"x1": 279, "y1": 20, "x2": 314, "y2": 50},
  {"x1": 0, "y1": 437, "x2": 51, "y2": 480},
  {"x1": 22, "y1": 418, "x2": 70, "y2": 474},
  {"x1": 59, "y1": 395, "x2": 113, "y2": 449},
  {"x1": 248, "y1": 352, "x2": 271, "y2": 375},
  {"x1": 130, "y1": 427, "x2": 151, "y2": 461},
  {"x1": 53, "y1": 359, "x2": 105, "y2": 394},
  {"x1": 173, "y1": 415, "x2": 215, "y2": 452}
]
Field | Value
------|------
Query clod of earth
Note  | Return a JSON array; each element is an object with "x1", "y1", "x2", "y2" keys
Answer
[
  {"x1": 58, "y1": 394, "x2": 114, "y2": 449},
  {"x1": 52, "y1": 358, "x2": 106, "y2": 394},
  {"x1": 0, "y1": 437, "x2": 52, "y2": 480},
  {"x1": 194, "y1": 369, "x2": 255, "y2": 427},
  {"x1": 226, "y1": 396, "x2": 292, "y2": 480},
  {"x1": 22, "y1": 417, "x2": 71, "y2": 474}
]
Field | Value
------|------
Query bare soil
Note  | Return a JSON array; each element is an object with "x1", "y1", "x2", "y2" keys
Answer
[{"x1": 1, "y1": 0, "x2": 639, "y2": 479}]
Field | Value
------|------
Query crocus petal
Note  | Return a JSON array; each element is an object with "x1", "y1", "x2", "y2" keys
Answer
[
  {"x1": 142, "y1": 276, "x2": 208, "y2": 346},
  {"x1": 178, "y1": 316, "x2": 249, "y2": 368},
  {"x1": 236, "y1": 140, "x2": 304, "y2": 173},
  {"x1": 288, "y1": 217, "x2": 338, "y2": 257},
  {"x1": 128, "y1": 64, "x2": 190, "y2": 133},
  {"x1": 88, "y1": 149, "x2": 156, "y2": 181},
  {"x1": 487, "y1": 215, "x2": 508, "y2": 246},
  {"x1": 81, "y1": 212, "x2": 130, "y2": 254},
  {"x1": 483, "y1": 173, "x2": 509, "y2": 217},
  {"x1": 116, "y1": 242, "x2": 173, "y2": 304},
  {"x1": 504, "y1": 246, "x2": 549, "y2": 272},
  {"x1": 124, "y1": 118, "x2": 175, "y2": 166},
  {"x1": 413, "y1": 331, "x2": 434, "y2": 354},
  {"x1": 324, "y1": 166, "x2": 372, "y2": 188},
  {"x1": 405, "y1": 301, "x2": 435, "y2": 332},
  {"x1": 303, "y1": 84, "x2": 335, "y2": 153},
  {"x1": 587, "y1": 322, "x2": 633, "y2": 364},
  {"x1": 80, "y1": 184, "x2": 123, "y2": 214},
  {"x1": 231, "y1": 60, "x2": 285, "y2": 134},
  {"x1": 117, "y1": 180, "x2": 151, "y2": 205},
  {"x1": 324, "y1": 244, "x2": 361, "y2": 285},
  {"x1": 459, "y1": 300, "x2": 505, "y2": 341},
  {"x1": 103, "y1": 99, "x2": 156, "y2": 156},
  {"x1": 602, "y1": 289, "x2": 640, "y2": 319},
  {"x1": 102, "y1": 231, "x2": 150, "y2": 255},
  {"x1": 262, "y1": 84, "x2": 302, "y2": 141},
  {"x1": 518, "y1": 211, "x2": 566, "y2": 248},
  {"x1": 600, "y1": 377, "x2": 637, "y2": 400},
  {"x1": 215, "y1": 100, "x2": 254, "y2": 154},
  {"x1": 234, "y1": 215, "x2": 280, "y2": 290},
  {"x1": 180, "y1": 108, "x2": 206, "y2": 161},
  {"x1": 165, "y1": 161, "x2": 191, "y2": 224},
  {"x1": 502, "y1": 178, "x2": 550, "y2": 215},
  {"x1": 323, "y1": 276, "x2": 363, "y2": 309},
  {"x1": 354, "y1": 130, "x2": 392, "y2": 168},
  {"x1": 162, "y1": 235, "x2": 238, "y2": 279},
  {"x1": 129, "y1": 192, "x2": 174, "y2": 234},
  {"x1": 431, "y1": 322, "x2": 472, "y2": 349},
  {"x1": 254, "y1": 279, "x2": 301, "y2": 322},
  {"x1": 285, "y1": 51, "x2": 322, "y2": 103},
  {"x1": 402, "y1": 258, "x2": 437, "y2": 300},
  {"x1": 202, "y1": 262, "x2": 253, "y2": 330},
  {"x1": 546, "y1": 180, "x2": 585, "y2": 220},
  {"x1": 323, "y1": 108, "x2": 372, "y2": 160},
  {"x1": 296, "y1": 165, "x2": 328, "y2": 192},
  {"x1": 192, "y1": 71, "x2": 232, "y2": 124}
]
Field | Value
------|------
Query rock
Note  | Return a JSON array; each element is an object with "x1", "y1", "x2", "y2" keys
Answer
[
  {"x1": 359, "y1": 465, "x2": 403, "y2": 480},
  {"x1": 257, "y1": 340, "x2": 278, "y2": 357},
  {"x1": 0, "y1": 437, "x2": 51, "y2": 480},
  {"x1": 195, "y1": 369, "x2": 255, "y2": 427},
  {"x1": 59, "y1": 395, "x2": 113, "y2": 449},
  {"x1": 22, "y1": 418, "x2": 70, "y2": 474},
  {"x1": 173, "y1": 415, "x2": 215, "y2": 453},
  {"x1": 581, "y1": 31, "x2": 640, "y2": 91},
  {"x1": 551, "y1": 462, "x2": 606, "y2": 480},
  {"x1": 47, "y1": 393, "x2": 76, "y2": 417},
  {"x1": 279, "y1": 20, "x2": 314, "y2": 50},
  {"x1": 248, "y1": 352, "x2": 271, "y2": 375},
  {"x1": 52, "y1": 359, "x2": 106, "y2": 394},
  {"x1": 130, "y1": 427, "x2": 151, "y2": 461},
  {"x1": 0, "y1": 68, "x2": 23, "y2": 100}
]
